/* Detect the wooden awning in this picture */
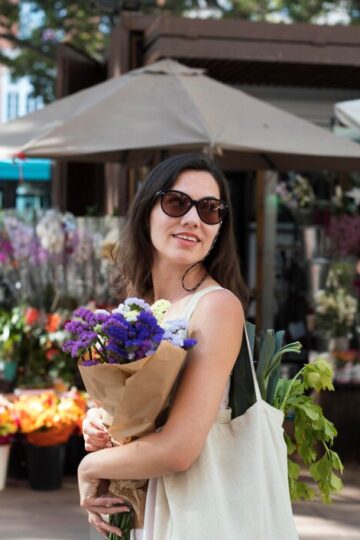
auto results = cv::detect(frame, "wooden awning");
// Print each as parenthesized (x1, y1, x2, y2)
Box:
(140, 16, 360, 89)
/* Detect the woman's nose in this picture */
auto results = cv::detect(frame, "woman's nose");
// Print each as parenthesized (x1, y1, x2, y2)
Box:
(180, 205, 200, 226)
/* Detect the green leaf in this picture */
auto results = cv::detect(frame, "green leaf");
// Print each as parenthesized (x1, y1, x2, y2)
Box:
(303, 360, 335, 392)
(284, 432, 296, 456)
(228, 322, 256, 418)
(330, 473, 343, 492)
(297, 401, 321, 422)
(298, 439, 318, 464)
(287, 458, 300, 480)
(289, 478, 316, 502)
(329, 450, 344, 473)
(256, 331, 276, 398)
(323, 418, 337, 443)
(310, 453, 332, 482)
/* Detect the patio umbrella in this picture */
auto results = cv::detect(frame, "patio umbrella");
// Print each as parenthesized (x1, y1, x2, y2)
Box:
(335, 98, 360, 130)
(1, 59, 360, 170)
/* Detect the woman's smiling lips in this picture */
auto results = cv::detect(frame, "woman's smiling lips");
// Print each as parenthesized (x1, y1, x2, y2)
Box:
(172, 232, 200, 246)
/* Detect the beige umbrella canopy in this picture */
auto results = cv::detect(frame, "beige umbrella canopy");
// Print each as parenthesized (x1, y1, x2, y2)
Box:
(1, 59, 360, 170)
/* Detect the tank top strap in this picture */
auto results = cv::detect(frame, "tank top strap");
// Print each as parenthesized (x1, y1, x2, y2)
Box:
(181, 285, 224, 321)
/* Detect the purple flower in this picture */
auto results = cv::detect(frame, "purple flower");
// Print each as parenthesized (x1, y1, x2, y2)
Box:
(94, 310, 110, 324)
(73, 307, 97, 325)
(183, 338, 197, 350)
(124, 298, 151, 311)
(81, 359, 101, 367)
(65, 320, 91, 334)
(63, 331, 97, 358)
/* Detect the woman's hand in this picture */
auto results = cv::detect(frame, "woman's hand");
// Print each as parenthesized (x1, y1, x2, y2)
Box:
(78, 459, 130, 538)
(84, 497, 130, 539)
(82, 407, 112, 452)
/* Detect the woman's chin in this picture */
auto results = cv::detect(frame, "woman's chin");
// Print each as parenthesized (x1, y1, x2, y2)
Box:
(165, 252, 203, 268)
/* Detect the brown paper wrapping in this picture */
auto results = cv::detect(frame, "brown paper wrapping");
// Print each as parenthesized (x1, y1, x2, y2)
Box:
(78, 340, 187, 528)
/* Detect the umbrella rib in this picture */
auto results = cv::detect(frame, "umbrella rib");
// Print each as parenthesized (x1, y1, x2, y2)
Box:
(174, 73, 213, 148)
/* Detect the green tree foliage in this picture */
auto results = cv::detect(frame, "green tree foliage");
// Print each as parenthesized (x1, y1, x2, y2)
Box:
(0, 1, 113, 102)
(0, 0, 358, 103)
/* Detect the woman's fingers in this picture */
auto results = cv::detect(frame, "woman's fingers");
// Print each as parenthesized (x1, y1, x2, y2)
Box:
(83, 412, 111, 451)
(83, 495, 129, 507)
(86, 504, 131, 514)
(84, 440, 112, 452)
(83, 419, 108, 436)
(88, 511, 123, 538)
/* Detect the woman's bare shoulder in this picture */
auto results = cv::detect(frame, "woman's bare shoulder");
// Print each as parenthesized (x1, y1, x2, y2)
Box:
(192, 287, 244, 324)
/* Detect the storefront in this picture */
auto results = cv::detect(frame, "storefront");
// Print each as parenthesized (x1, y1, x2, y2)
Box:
(0, 158, 52, 210)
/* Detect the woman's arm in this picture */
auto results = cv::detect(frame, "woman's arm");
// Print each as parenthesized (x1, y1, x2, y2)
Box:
(79, 289, 244, 486)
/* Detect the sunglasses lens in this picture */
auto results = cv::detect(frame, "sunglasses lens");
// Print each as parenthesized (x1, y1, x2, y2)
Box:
(161, 192, 191, 217)
(198, 199, 224, 225)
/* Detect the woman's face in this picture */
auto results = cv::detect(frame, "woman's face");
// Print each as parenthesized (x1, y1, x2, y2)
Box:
(149, 170, 221, 267)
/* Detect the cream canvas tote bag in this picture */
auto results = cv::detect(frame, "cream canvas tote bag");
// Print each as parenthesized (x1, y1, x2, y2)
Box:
(152, 297, 299, 540)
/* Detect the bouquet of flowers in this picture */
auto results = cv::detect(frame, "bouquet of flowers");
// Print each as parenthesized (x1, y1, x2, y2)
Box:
(13, 391, 86, 446)
(277, 174, 315, 210)
(314, 288, 358, 337)
(0, 396, 18, 445)
(63, 298, 196, 539)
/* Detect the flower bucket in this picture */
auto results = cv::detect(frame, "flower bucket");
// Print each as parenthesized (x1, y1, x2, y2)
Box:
(329, 336, 350, 352)
(26, 443, 65, 491)
(0, 444, 11, 490)
(308, 258, 329, 299)
(7, 436, 28, 480)
(3, 360, 17, 382)
(64, 434, 86, 475)
(301, 226, 325, 260)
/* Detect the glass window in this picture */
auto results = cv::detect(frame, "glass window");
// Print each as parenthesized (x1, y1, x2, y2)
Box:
(6, 92, 19, 120)
(26, 95, 43, 113)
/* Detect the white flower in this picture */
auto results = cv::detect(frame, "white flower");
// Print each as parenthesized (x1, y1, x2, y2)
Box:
(151, 299, 171, 322)
(345, 187, 360, 206)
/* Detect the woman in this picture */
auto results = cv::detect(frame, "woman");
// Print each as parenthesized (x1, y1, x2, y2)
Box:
(80, 154, 298, 540)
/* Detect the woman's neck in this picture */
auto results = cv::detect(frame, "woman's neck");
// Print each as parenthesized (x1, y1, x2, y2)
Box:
(151, 259, 208, 303)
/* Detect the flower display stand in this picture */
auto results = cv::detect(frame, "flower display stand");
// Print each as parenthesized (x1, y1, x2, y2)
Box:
(26, 443, 65, 491)
(0, 444, 10, 490)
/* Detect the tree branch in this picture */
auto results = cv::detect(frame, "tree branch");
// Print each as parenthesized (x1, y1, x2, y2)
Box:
(0, 32, 56, 60)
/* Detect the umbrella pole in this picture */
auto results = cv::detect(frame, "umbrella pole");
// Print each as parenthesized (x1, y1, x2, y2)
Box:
(255, 170, 278, 331)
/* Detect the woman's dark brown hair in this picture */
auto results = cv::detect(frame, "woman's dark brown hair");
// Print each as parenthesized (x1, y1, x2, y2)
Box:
(111, 153, 249, 306)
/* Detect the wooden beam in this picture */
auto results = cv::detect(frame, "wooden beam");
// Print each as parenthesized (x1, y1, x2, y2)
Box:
(255, 170, 278, 331)
(255, 170, 265, 331)
(145, 36, 360, 67)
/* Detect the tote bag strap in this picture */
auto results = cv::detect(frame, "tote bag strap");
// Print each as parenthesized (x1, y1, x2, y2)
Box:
(243, 323, 262, 402)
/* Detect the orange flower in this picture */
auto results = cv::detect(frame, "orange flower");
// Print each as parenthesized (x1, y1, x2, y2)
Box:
(45, 313, 61, 333)
(13, 391, 87, 437)
(334, 350, 358, 363)
(25, 307, 40, 326)
(45, 348, 59, 361)
(0, 397, 18, 437)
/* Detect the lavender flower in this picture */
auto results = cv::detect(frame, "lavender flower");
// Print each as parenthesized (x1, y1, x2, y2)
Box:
(183, 338, 197, 350)
(81, 359, 101, 366)
(161, 319, 195, 349)
(124, 298, 151, 311)
(73, 307, 97, 325)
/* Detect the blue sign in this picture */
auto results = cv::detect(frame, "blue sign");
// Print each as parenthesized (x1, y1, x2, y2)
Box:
(0, 159, 51, 181)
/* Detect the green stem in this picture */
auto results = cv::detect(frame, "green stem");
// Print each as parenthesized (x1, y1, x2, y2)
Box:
(108, 510, 134, 540)
(279, 366, 306, 412)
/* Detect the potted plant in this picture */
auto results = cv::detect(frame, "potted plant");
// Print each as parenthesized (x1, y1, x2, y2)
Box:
(0, 396, 18, 490)
(314, 288, 358, 351)
(276, 174, 316, 227)
(0, 308, 25, 384)
(13, 391, 86, 490)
